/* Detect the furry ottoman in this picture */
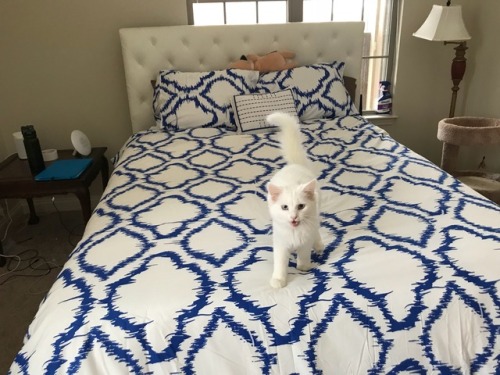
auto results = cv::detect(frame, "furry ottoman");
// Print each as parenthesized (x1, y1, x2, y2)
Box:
(437, 117, 500, 204)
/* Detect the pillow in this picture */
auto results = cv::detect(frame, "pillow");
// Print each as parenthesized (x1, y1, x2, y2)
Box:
(153, 69, 259, 131)
(232, 89, 298, 134)
(255, 62, 358, 121)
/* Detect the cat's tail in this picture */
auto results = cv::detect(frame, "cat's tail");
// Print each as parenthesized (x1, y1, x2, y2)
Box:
(267, 112, 309, 167)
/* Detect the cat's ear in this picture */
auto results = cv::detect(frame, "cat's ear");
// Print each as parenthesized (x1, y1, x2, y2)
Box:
(267, 183, 282, 202)
(301, 179, 317, 200)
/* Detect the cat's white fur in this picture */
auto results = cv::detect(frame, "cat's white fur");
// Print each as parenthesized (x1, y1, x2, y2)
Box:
(266, 112, 324, 288)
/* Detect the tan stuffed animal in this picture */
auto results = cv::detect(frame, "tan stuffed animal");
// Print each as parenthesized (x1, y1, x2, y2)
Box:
(227, 55, 255, 71)
(228, 51, 296, 73)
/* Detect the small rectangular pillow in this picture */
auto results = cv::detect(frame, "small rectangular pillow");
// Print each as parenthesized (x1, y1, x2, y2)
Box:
(232, 89, 299, 134)
(255, 61, 358, 121)
(153, 69, 259, 131)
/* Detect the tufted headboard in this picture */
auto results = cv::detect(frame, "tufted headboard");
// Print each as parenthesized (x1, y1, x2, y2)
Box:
(119, 22, 365, 133)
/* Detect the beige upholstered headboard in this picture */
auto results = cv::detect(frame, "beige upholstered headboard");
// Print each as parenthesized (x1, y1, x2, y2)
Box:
(119, 22, 365, 133)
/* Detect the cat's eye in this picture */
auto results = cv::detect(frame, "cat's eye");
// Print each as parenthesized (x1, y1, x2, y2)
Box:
(297, 204, 305, 210)
(281, 205, 288, 211)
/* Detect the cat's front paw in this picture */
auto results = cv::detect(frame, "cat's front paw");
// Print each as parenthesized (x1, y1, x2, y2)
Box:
(297, 262, 312, 272)
(313, 239, 325, 254)
(270, 277, 287, 288)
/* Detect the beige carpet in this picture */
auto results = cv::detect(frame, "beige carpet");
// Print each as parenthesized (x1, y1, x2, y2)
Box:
(0, 208, 83, 374)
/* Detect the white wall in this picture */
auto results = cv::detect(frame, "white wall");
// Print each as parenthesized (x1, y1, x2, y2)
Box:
(0, 132, 6, 161)
(388, 0, 499, 172)
(0, 0, 187, 162)
(459, 0, 500, 171)
(388, 0, 462, 165)
(463, 0, 500, 118)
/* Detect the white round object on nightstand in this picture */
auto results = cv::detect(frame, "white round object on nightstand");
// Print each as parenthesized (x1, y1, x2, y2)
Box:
(42, 148, 58, 161)
(71, 130, 92, 156)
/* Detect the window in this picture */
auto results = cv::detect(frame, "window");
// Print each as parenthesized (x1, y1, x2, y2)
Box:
(190, 1, 287, 25)
(187, 0, 398, 113)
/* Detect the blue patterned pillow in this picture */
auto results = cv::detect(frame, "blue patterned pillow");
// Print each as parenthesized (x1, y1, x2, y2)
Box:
(256, 62, 358, 121)
(153, 69, 259, 131)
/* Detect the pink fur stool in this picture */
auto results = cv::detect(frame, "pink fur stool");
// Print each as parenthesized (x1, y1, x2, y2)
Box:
(437, 116, 500, 204)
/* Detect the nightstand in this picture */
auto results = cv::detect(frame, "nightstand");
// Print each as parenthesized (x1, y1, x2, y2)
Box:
(0, 146, 108, 223)
(0, 147, 108, 265)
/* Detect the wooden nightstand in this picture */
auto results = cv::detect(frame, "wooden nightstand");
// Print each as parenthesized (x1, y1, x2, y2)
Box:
(0, 147, 108, 265)
(0, 147, 108, 223)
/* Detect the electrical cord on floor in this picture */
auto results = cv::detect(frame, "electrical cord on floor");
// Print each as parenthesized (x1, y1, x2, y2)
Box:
(0, 248, 61, 286)
(51, 198, 84, 248)
(0, 197, 81, 288)
(1, 199, 13, 242)
(0, 199, 58, 286)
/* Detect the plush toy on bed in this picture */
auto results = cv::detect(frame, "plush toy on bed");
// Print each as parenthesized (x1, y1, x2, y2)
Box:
(228, 51, 296, 73)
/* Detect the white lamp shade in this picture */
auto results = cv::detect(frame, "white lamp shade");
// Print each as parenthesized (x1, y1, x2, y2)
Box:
(413, 5, 471, 42)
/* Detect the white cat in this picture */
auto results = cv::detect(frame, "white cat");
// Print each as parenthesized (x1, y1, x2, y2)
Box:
(266, 112, 324, 288)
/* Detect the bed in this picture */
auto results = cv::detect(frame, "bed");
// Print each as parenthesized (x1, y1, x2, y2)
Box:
(9, 22, 500, 374)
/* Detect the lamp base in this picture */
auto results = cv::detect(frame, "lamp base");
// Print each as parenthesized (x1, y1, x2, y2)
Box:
(446, 41, 468, 118)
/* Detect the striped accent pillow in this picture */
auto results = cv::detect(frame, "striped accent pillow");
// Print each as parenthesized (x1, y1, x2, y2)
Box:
(232, 89, 298, 134)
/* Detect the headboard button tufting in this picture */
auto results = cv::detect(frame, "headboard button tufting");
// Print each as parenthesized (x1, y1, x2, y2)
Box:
(135, 55, 144, 67)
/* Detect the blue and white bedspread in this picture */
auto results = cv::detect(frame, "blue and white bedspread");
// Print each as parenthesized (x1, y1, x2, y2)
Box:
(10, 116, 500, 374)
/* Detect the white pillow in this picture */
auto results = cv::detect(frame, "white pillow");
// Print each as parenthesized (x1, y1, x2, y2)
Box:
(232, 89, 299, 134)
(153, 69, 259, 131)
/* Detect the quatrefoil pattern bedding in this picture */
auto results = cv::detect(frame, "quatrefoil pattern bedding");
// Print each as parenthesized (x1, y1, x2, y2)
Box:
(10, 116, 500, 374)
